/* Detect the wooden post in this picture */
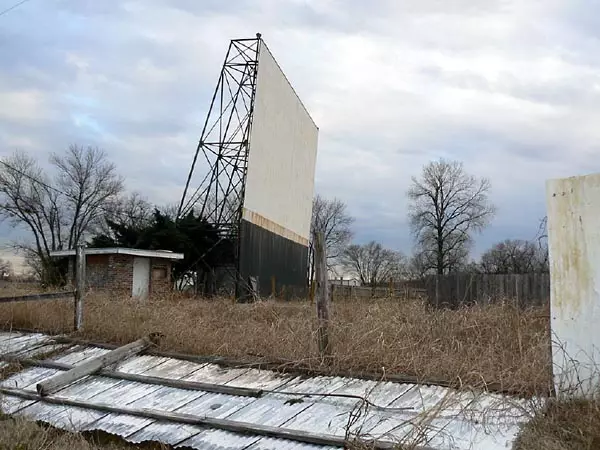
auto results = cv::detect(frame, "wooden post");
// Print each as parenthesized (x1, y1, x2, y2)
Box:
(314, 232, 331, 358)
(271, 276, 276, 297)
(74, 244, 85, 331)
(309, 280, 316, 304)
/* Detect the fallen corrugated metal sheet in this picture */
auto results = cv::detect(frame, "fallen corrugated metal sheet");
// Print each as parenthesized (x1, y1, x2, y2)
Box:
(0, 331, 68, 370)
(0, 331, 536, 450)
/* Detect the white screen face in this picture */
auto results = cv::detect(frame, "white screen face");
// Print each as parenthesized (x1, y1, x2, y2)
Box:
(243, 44, 319, 245)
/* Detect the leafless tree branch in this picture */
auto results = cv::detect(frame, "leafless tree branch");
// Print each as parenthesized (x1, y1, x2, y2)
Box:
(308, 194, 354, 282)
(340, 241, 404, 286)
(407, 159, 495, 275)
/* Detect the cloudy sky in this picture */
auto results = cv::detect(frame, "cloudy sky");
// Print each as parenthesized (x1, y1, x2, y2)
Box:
(1, 0, 600, 269)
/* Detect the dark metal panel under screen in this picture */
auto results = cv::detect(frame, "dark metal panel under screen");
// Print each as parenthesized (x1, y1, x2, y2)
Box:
(238, 219, 308, 300)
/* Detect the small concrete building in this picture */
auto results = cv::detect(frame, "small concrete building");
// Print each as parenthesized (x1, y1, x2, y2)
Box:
(50, 248, 184, 299)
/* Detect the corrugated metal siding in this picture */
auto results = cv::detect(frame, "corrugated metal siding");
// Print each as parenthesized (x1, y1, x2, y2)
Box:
(0, 332, 535, 450)
(0, 332, 68, 371)
(239, 218, 308, 299)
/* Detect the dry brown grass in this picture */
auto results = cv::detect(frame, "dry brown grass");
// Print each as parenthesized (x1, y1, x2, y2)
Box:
(0, 415, 167, 449)
(0, 293, 552, 396)
(0, 280, 54, 297)
(514, 397, 600, 450)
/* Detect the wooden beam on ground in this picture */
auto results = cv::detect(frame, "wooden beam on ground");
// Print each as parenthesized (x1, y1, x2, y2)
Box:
(0, 292, 73, 303)
(0, 386, 412, 450)
(35, 335, 159, 396)
(3, 356, 262, 398)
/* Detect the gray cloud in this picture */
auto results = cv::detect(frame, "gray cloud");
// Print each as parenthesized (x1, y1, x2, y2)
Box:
(1, 0, 600, 263)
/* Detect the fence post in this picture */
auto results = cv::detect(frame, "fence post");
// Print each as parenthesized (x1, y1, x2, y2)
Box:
(314, 231, 331, 358)
(74, 244, 85, 331)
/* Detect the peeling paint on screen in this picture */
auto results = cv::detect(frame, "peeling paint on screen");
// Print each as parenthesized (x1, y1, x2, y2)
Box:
(546, 172, 600, 398)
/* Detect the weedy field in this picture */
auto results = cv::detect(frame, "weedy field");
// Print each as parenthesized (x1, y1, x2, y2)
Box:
(0, 293, 552, 396)
(0, 415, 168, 450)
(2, 291, 598, 450)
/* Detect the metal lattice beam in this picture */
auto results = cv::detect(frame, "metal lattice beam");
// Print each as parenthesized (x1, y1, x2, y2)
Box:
(178, 35, 262, 242)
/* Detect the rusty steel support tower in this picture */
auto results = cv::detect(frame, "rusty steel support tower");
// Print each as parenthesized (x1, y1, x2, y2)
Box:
(178, 35, 262, 297)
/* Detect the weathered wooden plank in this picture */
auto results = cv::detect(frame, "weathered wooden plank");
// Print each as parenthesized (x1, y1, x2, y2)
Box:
(5, 356, 263, 397)
(36, 336, 157, 396)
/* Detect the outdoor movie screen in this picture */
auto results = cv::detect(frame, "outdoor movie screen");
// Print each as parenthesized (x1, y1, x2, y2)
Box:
(242, 43, 319, 247)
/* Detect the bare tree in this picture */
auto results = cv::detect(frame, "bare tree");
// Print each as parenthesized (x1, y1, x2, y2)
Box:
(407, 159, 495, 275)
(534, 216, 549, 271)
(479, 239, 548, 274)
(51, 145, 124, 248)
(0, 145, 123, 283)
(340, 241, 403, 287)
(98, 192, 154, 236)
(405, 250, 431, 279)
(308, 195, 354, 282)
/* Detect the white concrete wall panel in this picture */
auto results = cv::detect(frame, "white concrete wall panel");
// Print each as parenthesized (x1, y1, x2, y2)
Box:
(243, 43, 319, 245)
(546, 173, 600, 398)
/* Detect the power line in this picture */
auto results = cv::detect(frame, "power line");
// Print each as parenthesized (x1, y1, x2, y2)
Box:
(0, 159, 66, 197)
(0, 158, 115, 217)
(0, 0, 32, 18)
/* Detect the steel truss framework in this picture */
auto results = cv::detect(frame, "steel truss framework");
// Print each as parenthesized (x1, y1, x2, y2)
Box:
(178, 35, 262, 244)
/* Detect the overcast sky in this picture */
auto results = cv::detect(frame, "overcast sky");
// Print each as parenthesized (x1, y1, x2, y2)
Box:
(2, 0, 600, 267)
